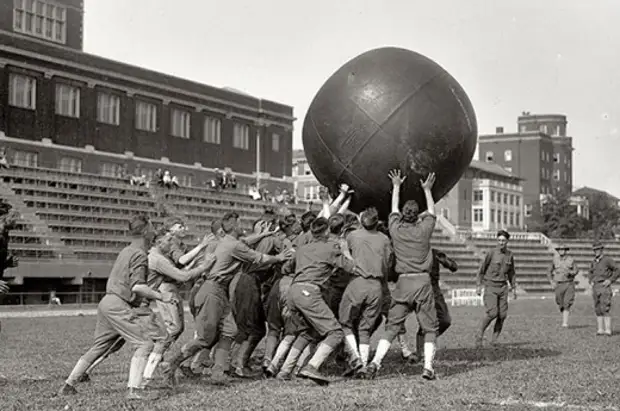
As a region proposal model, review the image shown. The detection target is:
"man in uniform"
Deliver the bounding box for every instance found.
[365,170,439,381]
[277,217,357,384]
[163,212,291,386]
[0,201,19,334]
[547,244,578,328]
[589,241,619,336]
[339,207,392,373]
[475,230,517,347]
[58,215,178,400]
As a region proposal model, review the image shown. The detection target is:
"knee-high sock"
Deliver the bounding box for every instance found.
[423,342,436,371]
[307,342,335,370]
[271,335,294,369]
[212,337,233,373]
[359,344,370,366]
[279,337,309,375]
[295,343,315,369]
[127,354,148,389]
[142,352,163,381]
[344,333,360,359]
[263,331,280,362]
[604,316,612,333]
[66,359,92,386]
[562,310,570,326]
[398,334,412,357]
[370,339,392,368]
[597,316,604,333]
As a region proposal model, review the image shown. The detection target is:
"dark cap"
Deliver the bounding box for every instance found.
[497,230,510,240]
[592,241,604,250]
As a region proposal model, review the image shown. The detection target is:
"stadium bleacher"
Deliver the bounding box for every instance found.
[1,164,614,303]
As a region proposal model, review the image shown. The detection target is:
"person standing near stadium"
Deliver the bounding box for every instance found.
[475,230,517,347]
[589,241,619,336]
[59,215,178,400]
[547,244,578,328]
[365,169,440,381]
[0,201,19,335]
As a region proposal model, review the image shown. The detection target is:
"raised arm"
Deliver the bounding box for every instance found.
[420,172,436,216]
[178,235,210,266]
[337,196,352,215]
[388,170,406,214]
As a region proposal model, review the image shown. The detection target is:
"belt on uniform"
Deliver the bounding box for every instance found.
[398,273,428,278]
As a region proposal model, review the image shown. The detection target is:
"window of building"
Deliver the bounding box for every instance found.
[509,212,514,226]
[441,208,450,219]
[473,190,483,202]
[473,208,483,222]
[505,166,512,173]
[525,204,532,217]
[100,162,123,178]
[463,189,467,200]
[272,133,280,152]
[490,208,495,223]
[553,153,560,163]
[516,212,520,226]
[485,151,494,162]
[546,152,550,162]
[490,191,495,202]
[179,175,193,187]
[555,125,560,136]
[503,193,508,204]
[55,83,80,118]
[9,73,36,109]
[541,168,545,178]
[553,169,560,181]
[516,196,520,206]
[59,156,82,173]
[504,150,512,162]
[171,108,191,138]
[503,211,508,225]
[233,123,250,150]
[135,101,157,132]
[541,151,545,161]
[564,171,568,182]
[540,124,548,134]
[13,0,67,44]
[203,116,221,144]
[519,125,526,133]
[13,150,38,167]
[509,194,514,205]
[97,92,120,125]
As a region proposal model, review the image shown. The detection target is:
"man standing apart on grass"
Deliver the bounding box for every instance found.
[365,169,440,381]
[588,241,619,336]
[59,215,178,401]
[475,230,517,347]
[0,200,19,335]
[547,244,577,328]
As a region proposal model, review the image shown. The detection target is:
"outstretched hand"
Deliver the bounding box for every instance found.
[420,172,436,190]
[388,170,406,186]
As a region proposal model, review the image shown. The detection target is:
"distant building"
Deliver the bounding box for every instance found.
[569,195,590,220]
[479,113,574,225]
[292,150,321,202]
[437,160,524,232]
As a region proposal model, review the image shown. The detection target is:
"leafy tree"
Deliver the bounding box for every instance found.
[540,190,589,238]
[587,192,620,239]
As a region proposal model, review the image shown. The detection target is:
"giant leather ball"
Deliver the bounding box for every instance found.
[302,47,478,218]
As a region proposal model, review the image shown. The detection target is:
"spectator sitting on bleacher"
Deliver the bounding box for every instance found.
[49,290,62,306]
[162,170,172,187]
[155,168,164,185]
[215,168,224,190]
[229,173,237,189]
[0,148,9,169]
[171,175,180,188]
[249,184,262,201]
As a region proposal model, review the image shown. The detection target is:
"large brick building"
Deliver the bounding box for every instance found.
[478,113,574,226]
[0,0,295,187]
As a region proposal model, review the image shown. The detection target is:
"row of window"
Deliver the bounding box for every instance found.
[519,124,562,136]
[473,189,521,206]
[541,168,570,182]
[8,74,283,152]
[485,149,571,166]
[304,185,323,200]
[13,0,67,44]
[473,208,521,226]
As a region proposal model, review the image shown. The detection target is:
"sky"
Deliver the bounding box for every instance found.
[83,0,620,197]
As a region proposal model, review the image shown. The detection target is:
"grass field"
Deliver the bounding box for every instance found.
[1,295,620,411]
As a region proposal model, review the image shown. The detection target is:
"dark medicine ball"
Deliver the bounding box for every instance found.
[302,47,478,218]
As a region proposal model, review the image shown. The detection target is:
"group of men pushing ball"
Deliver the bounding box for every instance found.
[48,169,618,401]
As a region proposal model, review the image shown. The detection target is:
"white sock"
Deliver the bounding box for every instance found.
[604,316,612,334]
[127,354,148,389]
[562,310,569,326]
[371,339,392,367]
[142,352,162,380]
[271,336,294,369]
[66,358,90,386]
[359,344,370,366]
[398,334,412,357]
[307,343,334,369]
[597,316,604,332]
[296,343,315,369]
[423,342,436,371]
[344,334,360,359]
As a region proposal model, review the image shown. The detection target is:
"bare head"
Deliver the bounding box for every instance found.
[497,230,510,251]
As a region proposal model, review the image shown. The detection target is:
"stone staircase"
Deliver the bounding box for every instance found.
[0,181,77,260]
